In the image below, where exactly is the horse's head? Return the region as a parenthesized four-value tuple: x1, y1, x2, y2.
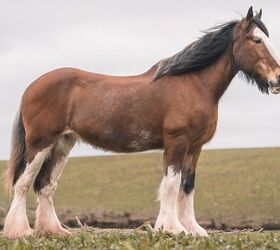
(233, 6, 280, 94)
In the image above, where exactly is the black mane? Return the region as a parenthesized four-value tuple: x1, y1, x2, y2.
(154, 17, 269, 84)
(154, 21, 238, 80)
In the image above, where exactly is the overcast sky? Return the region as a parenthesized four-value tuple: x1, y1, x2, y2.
(0, 1, 279, 160)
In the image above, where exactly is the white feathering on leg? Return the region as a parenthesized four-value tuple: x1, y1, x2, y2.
(177, 190, 208, 237)
(154, 166, 186, 234)
(3, 147, 51, 239)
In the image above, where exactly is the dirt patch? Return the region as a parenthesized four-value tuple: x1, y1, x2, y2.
(60, 209, 150, 229)
(0, 207, 279, 231)
(58, 209, 280, 231)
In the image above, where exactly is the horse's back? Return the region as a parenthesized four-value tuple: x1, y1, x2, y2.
(20, 67, 163, 151)
(21, 67, 123, 115)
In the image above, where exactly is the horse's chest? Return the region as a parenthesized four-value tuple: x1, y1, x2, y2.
(200, 119, 217, 142)
(191, 110, 218, 147)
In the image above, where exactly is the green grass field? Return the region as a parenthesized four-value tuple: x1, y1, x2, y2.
(0, 228, 280, 249)
(0, 147, 280, 228)
(0, 147, 279, 249)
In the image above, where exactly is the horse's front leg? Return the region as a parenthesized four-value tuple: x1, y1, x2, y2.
(177, 147, 208, 237)
(154, 133, 188, 234)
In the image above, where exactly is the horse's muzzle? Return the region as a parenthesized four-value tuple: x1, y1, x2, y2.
(268, 80, 280, 94)
(269, 85, 280, 94)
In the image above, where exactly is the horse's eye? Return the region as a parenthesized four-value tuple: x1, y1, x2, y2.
(253, 38, 262, 44)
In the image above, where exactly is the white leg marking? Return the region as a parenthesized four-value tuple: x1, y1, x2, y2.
(3, 147, 51, 239)
(177, 190, 208, 237)
(154, 166, 186, 234)
(35, 138, 74, 236)
(35, 156, 70, 236)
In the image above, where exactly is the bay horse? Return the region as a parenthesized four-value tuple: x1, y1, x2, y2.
(3, 6, 280, 239)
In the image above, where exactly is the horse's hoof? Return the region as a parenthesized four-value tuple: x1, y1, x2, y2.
(35, 226, 71, 237)
(3, 227, 33, 240)
(155, 221, 187, 234)
(183, 222, 209, 237)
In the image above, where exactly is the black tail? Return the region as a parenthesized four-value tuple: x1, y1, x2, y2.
(4, 109, 26, 194)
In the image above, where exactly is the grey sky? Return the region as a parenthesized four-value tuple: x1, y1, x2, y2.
(0, 1, 279, 160)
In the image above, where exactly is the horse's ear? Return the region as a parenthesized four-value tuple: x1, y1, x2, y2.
(255, 9, 262, 19)
(246, 6, 254, 21)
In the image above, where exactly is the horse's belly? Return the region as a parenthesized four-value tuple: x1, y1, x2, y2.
(78, 128, 163, 153)
(124, 130, 163, 152)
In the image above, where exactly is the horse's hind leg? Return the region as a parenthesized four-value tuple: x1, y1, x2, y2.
(3, 146, 52, 239)
(33, 134, 75, 237)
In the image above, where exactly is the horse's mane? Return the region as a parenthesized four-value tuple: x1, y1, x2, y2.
(154, 18, 269, 81)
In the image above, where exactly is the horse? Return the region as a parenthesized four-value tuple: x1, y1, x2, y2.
(3, 6, 280, 239)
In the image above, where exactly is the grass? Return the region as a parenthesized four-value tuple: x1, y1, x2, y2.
(0, 147, 279, 228)
(0, 229, 280, 250)
(0, 147, 279, 249)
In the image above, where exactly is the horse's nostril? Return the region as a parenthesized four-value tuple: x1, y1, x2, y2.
(269, 80, 280, 88)
(269, 80, 275, 86)
(270, 76, 280, 87)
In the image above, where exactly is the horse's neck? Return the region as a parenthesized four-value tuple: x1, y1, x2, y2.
(200, 47, 238, 101)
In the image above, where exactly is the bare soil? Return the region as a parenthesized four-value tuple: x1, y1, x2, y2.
(2, 207, 279, 231)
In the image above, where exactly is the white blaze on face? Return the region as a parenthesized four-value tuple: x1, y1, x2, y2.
(253, 27, 280, 66)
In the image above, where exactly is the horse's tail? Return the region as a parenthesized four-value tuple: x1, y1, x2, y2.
(4, 108, 26, 194)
